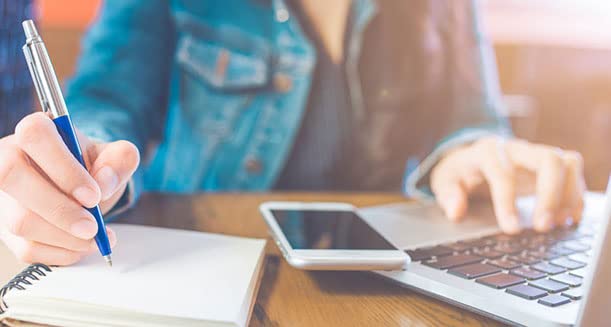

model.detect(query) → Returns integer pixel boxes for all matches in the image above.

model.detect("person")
[0,0,585,266]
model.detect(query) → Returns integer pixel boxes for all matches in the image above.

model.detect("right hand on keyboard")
[430,137,585,234]
[0,113,140,265]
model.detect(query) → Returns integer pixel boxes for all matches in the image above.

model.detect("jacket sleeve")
[404,0,512,199]
[64,0,175,217]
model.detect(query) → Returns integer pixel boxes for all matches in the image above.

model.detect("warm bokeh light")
[36,0,100,28]
[483,0,611,49]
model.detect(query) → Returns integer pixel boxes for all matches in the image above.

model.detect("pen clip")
[23,45,50,113]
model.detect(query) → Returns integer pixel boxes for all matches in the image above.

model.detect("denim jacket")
[65,0,510,214]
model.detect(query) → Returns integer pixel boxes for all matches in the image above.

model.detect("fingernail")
[446,197,461,220]
[501,215,521,234]
[95,166,119,201]
[535,212,554,231]
[71,218,98,239]
[73,186,99,208]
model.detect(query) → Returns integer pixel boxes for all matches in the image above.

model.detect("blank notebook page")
[18,224,266,323]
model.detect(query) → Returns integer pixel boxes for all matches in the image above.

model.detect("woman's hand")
[431,136,585,234]
[0,113,140,265]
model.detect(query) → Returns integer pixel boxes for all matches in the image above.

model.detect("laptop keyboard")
[406,224,596,307]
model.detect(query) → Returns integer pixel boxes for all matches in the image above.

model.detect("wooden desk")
[0,193,501,326]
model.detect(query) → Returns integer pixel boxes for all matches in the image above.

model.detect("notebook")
[0,224,267,327]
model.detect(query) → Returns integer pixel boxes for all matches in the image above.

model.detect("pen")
[21,20,113,267]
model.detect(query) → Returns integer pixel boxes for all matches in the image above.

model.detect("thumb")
[88,140,140,201]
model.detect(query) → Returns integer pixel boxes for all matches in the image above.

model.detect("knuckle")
[59,252,83,266]
[0,145,26,187]
[7,212,29,237]
[15,113,52,146]
[542,149,564,167]
[14,244,35,263]
[48,202,73,222]
[473,137,497,153]
[564,151,584,169]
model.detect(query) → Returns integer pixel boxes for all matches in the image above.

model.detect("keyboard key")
[448,263,501,279]
[530,279,570,293]
[550,257,586,270]
[569,268,588,278]
[550,274,582,287]
[540,251,563,261]
[476,273,526,289]
[406,245,453,261]
[538,294,571,307]
[506,284,548,300]
[494,244,523,255]
[510,267,546,280]
[562,288,584,300]
[552,229,581,242]
[424,254,483,269]
[445,242,474,252]
[473,248,504,259]
[529,248,562,260]
[490,234,520,244]
[568,253,589,264]
[547,246,576,256]
[488,259,522,270]
[562,241,590,252]
[531,262,566,275]
[509,254,541,265]
[462,237,496,248]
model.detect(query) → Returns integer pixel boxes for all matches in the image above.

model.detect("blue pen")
[21,20,113,267]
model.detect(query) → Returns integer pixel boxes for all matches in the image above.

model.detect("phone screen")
[271,209,398,250]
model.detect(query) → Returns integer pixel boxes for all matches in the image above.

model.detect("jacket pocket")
[175,17,272,136]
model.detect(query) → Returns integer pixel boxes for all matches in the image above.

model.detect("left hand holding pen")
[430,136,586,234]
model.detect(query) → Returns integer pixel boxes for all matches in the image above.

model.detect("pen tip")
[104,255,113,267]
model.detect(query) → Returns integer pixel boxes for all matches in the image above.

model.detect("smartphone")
[259,202,409,270]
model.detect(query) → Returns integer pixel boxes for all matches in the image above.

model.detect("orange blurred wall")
[37,0,101,29]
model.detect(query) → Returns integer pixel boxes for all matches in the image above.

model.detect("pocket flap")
[177,34,270,90]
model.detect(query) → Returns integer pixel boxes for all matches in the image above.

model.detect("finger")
[0,229,84,266]
[14,113,101,208]
[0,192,94,252]
[0,144,98,240]
[433,180,468,222]
[431,155,470,221]
[89,141,140,201]
[532,151,567,232]
[561,152,585,225]
[505,140,573,231]
[79,228,118,263]
[106,227,118,248]
[477,140,521,234]
[99,182,128,214]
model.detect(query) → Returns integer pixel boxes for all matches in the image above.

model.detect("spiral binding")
[0,263,52,315]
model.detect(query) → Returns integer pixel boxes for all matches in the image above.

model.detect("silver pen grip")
[23,44,49,113]
[22,20,68,118]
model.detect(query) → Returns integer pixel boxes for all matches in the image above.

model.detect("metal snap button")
[245,157,263,174]
[275,8,290,23]
[273,73,293,93]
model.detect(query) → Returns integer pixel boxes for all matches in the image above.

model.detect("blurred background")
[1,0,610,190]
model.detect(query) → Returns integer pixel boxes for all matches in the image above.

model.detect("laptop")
[358,180,611,326]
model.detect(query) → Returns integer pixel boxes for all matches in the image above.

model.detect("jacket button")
[275,8,290,22]
[273,73,293,93]
[245,158,263,174]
